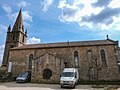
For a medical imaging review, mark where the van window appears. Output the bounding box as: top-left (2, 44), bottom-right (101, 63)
top-left (61, 72), bottom-right (74, 77)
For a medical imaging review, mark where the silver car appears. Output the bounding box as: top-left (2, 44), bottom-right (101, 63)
top-left (16, 71), bottom-right (31, 83)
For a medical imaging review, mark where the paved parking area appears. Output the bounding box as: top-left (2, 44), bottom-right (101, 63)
top-left (0, 82), bottom-right (119, 90)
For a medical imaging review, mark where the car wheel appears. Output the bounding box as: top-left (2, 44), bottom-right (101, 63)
top-left (61, 85), bottom-right (63, 88)
top-left (72, 85), bottom-right (75, 89)
top-left (76, 81), bottom-right (79, 85)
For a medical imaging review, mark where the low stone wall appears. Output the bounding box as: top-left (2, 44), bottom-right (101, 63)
top-left (0, 66), bottom-right (6, 81)
top-left (0, 66), bottom-right (6, 77)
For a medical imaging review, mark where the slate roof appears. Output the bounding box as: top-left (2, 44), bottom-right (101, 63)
top-left (11, 39), bottom-right (118, 50)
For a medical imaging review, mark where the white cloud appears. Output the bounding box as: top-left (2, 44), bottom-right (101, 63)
top-left (101, 17), bottom-right (120, 30)
top-left (109, 0), bottom-right (120, 8)
top-left (0, 45), bottom-right (5, 64)
top-left (2, 2), bottom-right (32, 28)
top-left (58, 0), bottom-right (66, 9)
top-left (27, 37), bottom-right (41, 44)
top-left (58, 0), bottom-right (120, 31)
top-left (58, 0), bottom-right (103, 23)
top-left (18, 1), bottom-right (28, 8)
top-left (23, 11), bottom-right (32, 22)
top-left (2, 4), bottom-right (12, 14)
top-left (9, 10), bottom-right (32, 28)
top-left (0, 25), bottom-right (7, 31)
top-left (10, 11), bottom-right (32, 22)
top-left (0, 25), bottom-right (7, 34)
top-left (58, 0), bottom-right (80, 22)
top-left (41, 0), bottom-right (54, 12)
top-left (10, 13), bottom-right (18, 21)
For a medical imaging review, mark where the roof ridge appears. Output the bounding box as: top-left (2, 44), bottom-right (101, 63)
top-left (11, 39), bottom-right (117, 50)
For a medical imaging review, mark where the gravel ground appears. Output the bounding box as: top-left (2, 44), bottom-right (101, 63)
top-left (0, 82), bottom-right (119, 90)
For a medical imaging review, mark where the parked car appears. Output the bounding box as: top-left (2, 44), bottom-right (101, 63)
top-left (60, 68), bottom-right (79, 88)
top-left (16, 71), bottom-right (31, 83)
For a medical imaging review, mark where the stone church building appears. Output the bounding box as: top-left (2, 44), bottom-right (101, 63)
top-left (2, 9), bottom-right (120, 83)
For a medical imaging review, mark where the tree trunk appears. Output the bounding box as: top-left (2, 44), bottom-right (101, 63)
top-left (96, 70), bottom-right (99, 86)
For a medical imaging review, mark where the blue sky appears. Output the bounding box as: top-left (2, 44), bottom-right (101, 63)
top-left (0, 0), bottom-right (120, 64)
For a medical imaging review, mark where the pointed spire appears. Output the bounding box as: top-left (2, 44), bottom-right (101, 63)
top-left (7, 25), bottom-right (11, 32)
top-left (12, 8), bottom-right (24, 32)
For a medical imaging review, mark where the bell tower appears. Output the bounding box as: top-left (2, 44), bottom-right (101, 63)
top-left (2, 8), bottom-right (27, 66)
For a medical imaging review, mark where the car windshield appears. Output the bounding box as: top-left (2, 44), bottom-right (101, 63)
top-left (61, 72), bottom-right (74, 77)
top-left (19, 72), bottom-right (28, 77)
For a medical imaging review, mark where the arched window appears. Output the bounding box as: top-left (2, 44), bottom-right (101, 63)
top-left (28, 54), bottom-right (33, 71)
top-left (64, 62), bottom-right (67, 68)
top-left (74, 51), bottom-right (79, 68)
top-left (88, 50), bottom-right (93, 67)
top-left (100, 49), bottom-right (107, 66)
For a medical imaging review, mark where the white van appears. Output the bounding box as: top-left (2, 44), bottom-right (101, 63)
top-left (60, 68), bottom-right (79, 88)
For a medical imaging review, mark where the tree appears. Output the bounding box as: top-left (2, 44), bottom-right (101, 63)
top-left (92, 55), bottom-right (103, 86)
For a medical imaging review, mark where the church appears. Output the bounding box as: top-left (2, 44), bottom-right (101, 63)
top-left (2, 9), bottom-right (120, 83)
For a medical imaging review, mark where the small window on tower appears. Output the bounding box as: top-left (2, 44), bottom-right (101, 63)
top-left (12, 35), bottom-right (15, 41)
top-left (22, 36), bottom-right (24, 43)
top-left (10, 45), bottom-right (14, 48)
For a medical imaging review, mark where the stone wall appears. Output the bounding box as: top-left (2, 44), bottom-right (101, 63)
top-left (9, 49), bottom-right (34, 77)
top-left (8, 44), bottom-right (120, 83)
top-left (31, 53), bottom-right (65, 83)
